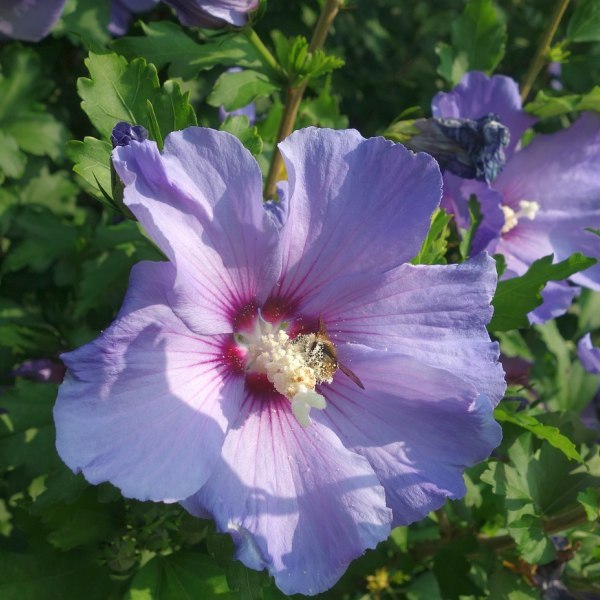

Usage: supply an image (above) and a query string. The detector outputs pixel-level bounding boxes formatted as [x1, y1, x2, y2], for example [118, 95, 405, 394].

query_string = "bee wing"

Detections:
[339, 363, 365, 390]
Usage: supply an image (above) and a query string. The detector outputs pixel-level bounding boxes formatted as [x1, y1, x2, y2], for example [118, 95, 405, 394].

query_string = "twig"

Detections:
[520, 0, 571, 102]
[263, 0, 342, 199]
[411, 505, 590, 561]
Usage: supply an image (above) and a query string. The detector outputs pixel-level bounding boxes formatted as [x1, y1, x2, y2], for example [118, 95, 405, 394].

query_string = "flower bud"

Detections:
[110, 121, 148, 148]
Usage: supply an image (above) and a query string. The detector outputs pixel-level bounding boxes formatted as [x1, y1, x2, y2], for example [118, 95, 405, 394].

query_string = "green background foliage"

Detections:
[1, 0, 600, 598]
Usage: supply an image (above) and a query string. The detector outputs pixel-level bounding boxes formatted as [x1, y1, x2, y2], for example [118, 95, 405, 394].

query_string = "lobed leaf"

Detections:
[488, 253, 597, 331]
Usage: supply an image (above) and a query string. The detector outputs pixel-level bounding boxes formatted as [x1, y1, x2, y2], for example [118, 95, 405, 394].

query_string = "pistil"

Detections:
[244, 323, 331, 427]
[501, 200, 540, 234]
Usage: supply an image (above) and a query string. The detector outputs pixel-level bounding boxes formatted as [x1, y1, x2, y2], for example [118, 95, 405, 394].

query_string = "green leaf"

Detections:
[0, 380, 61, 481]
[567, 0, 600, 43]
[578, 86, 600, 111]
[113, 23, 263, 80]
[0, 132, 26, 183]
[225, 562, 269, 600]
[411, 209, 452, 265]
[298, 82, 349, 129]
[54, 0, 111, 49]
[525, 86, 600, 118]
[482, 430, 600, 519]
[273, 33, 344, 85]
[487, 568, 541, 599]
[0, 547, 113, 600]
[525, 91, 582, 118]
[67, 137, 113, 204]
[219, 116, 263, 156]
[433, 537, 482, 600]
[577, 487, 599, 521]
[435, 42, 469, 89]
[31, 469, 89, 513]
[39, 488, 120, 551]
[507, 513, 556, 564]
[437, 0, 506, 85]
[533, 320, 599, 412]
[0, 299, 60, 356]
[0, 46, 67, 175]
[77, 52, 198, 148]
[494, 404, 584, 463]
[72, 220, 161, 319]
[208, 69, 278, 111]
[18, 168, 79, 216]
[459, 194, 482, 260]
[5, 113, 68, 161]
[488, 253, 597, 331]
[578, 288, 600, 335]
[1, 207, 79, 274]
[125, 553, 235, 599]
[150, 80, 198, 140]
[78, 52, 160, 140]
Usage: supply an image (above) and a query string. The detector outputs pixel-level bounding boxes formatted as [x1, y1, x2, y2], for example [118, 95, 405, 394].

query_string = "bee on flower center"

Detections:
[293, 316, 365, 389]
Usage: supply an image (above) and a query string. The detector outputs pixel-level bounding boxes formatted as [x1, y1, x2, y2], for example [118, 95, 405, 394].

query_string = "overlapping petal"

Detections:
[320, 345, 501, 526]
[432, 71, 536, 157]
[529, 281, 579, 325]
[54, 261, 244, 502]
[0, 0, 66, 41]
[183, 394, 391, 596]
[275, 128, 442, 303]
[112, 128, 282, 335]
[302, 253, 505, 405]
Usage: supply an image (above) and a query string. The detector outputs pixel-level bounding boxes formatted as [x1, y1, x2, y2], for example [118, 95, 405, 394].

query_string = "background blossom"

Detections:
[433, 71, 600, 322]
[0, 0, 66, 41]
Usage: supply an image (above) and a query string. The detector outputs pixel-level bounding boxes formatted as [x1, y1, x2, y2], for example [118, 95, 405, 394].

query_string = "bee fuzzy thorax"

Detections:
[245, 327, 333, 427]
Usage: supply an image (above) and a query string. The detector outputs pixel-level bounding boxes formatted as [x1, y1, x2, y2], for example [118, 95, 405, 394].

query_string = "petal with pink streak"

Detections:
[275, 127, 441, 305]
[112, 128, 281, 335]
[54, 261, 244, 502]
[183, 394, 391, 596]
[301, 253, 505, 406]
[320, 344, 501, 526]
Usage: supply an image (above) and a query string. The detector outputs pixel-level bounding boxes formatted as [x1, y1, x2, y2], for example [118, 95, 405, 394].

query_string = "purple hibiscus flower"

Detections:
[109, 0, 159, 36]
[163, 0, 258, 28]
[54, 126, 504, 595]
[433, 71, 600, 323]
[0, 0, 66, 41]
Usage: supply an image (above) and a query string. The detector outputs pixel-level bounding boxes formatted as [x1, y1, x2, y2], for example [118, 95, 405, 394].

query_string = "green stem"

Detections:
[411, 505, 590, 561]
[263, 0, 342, 199]
[520, 0, 571, 103]
[243, 27, 285, 81]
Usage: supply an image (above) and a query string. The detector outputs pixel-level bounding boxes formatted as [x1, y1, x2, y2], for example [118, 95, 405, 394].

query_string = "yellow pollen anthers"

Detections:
[247, 327, 333, 427]
[501, 199, 540, 234]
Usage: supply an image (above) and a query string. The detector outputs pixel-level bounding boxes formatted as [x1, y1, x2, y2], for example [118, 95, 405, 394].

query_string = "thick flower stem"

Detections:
[263, 0, 342, 199]
[411, 505, 590, 561]
[520, 0, 571, 103]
